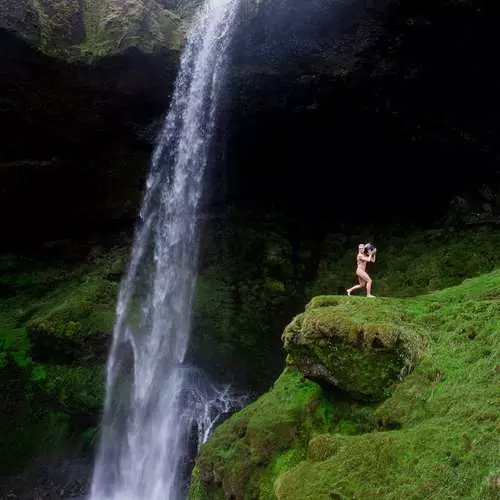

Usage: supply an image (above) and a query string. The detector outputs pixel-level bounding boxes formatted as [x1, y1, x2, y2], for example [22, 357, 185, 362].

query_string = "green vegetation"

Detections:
[0, 245, 125, 473]
[310, 225, 500, 298]
[1, 224, 500, 480]
[79, 0, 182, 59]
[190, 268, 500, 500]
[23, 0, 186, 60]
[193, 224, 500, 391]
[191, 222, 297, 389]
[283, 296, 426, 401]
[189, 367, 357, 500]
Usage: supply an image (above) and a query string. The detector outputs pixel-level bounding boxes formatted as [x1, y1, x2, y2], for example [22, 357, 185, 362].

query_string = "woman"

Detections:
[346, 243, 376, 297]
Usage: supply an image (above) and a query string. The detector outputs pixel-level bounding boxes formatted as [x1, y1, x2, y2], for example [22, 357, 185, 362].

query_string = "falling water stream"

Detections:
[89, 1, 243, 498]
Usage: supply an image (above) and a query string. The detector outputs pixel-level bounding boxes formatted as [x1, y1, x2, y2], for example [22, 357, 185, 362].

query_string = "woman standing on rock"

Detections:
[347, 243, 376, 297]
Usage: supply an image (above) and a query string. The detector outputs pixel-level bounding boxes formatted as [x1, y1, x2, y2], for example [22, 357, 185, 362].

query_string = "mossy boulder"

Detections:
[0, 356, 103, 474]
[39, 364, 104, 417]
[26, 275, 117, 364]
[282, 296, 425, 401]
[0, 0, 197, 61]
[24, 250, 125, 364]
[189, 368, 336, 500]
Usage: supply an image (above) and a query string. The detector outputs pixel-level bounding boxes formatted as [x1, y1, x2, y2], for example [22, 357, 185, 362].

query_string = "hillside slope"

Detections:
[190, 270, 500, 499]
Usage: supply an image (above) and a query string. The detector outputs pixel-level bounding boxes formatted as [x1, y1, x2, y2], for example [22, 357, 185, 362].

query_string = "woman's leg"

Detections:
[347, 274, 366, 295]
[356, 269, 374, 297]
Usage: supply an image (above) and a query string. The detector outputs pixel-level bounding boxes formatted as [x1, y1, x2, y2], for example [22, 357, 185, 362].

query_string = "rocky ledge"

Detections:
[0, 0, 199, 61]
[189, 273, 500, 499]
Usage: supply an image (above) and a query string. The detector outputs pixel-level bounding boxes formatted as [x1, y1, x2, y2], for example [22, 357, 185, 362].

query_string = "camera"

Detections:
[364, 243, 377, 254]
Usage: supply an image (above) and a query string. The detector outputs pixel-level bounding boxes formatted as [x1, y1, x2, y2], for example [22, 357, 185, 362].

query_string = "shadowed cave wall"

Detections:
[213, 0, 500, 229]
[1, 0, 499, 254]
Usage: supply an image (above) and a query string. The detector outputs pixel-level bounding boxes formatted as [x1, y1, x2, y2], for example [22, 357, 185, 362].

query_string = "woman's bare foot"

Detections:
[347, 289, 352, 296]
[367, 294, 376, 298]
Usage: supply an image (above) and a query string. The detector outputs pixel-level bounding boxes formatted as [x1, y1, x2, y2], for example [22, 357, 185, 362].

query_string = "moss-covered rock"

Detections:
[0, 245, 124, 473]
[190, 368, 336, 500]
[282, 296, 425, 401]
[38, 364, 104, 416]
[190, 220, 297, 391]
[26, 274, 118, 364]
[0, 0, 197, 60]
[0, 357, 103, 474]
[0, 358, 69, 473]
[274, 419, 499, 500]
[190, 270, 500, 500]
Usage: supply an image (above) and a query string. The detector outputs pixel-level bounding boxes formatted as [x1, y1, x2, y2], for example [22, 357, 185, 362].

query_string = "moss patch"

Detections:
[0, 244, 125, 473]
[283, 296, 425, 401]
[310, 226, 500, 299]
[190, 368, 337, 500]
[190, 269, 500, 500]
[191, 222, 296, 390]
[79, 0, 182, 60]
[39, 364, 104, 415]
[26, 272, 119, 364]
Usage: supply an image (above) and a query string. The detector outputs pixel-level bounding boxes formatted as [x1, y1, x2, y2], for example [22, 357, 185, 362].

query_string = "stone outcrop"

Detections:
[0, 0, 198, 61]
[282, 296, 424, 401]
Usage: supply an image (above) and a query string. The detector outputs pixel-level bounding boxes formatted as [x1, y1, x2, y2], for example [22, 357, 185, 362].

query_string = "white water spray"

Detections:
[89, 1, 243, 498]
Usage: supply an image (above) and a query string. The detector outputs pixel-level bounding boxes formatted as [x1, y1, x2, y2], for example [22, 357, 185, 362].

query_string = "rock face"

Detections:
[0, 0, 198, 60]
[1, 0, 497, 247]
[282, 296, 424, 401]
[223, 0, 500, 229]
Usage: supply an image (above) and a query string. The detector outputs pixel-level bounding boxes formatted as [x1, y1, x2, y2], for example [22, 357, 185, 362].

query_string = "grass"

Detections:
[190, 269, 500, 500]
[310, 225, 500, 298]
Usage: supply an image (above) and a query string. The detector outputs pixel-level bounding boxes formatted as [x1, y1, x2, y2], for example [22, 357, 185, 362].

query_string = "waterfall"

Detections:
[88, 1, 243, 498]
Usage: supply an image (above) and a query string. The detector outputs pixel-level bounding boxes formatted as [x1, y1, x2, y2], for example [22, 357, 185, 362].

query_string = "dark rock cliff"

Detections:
[1, 0, 498, 250]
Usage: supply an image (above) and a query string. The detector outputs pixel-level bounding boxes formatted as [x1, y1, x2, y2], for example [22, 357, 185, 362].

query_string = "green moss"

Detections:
[192, 368, 336, 500]
[38, 364, 104, 415]
[0, 357, 69, 473]
[307, 434, 349, 463]
[310, 226, 500, 299]
[23, 0, 187, 60]
[275, 421, 498, 500]
[191, 223, 295, 390]
[283, 296, 425, 401]
[26, 274, 118, 363]
[191, 268, 500, 500]
[78, 0, 184, 60]
[279, 271, 500, 498]
[0, 245, 125, 473]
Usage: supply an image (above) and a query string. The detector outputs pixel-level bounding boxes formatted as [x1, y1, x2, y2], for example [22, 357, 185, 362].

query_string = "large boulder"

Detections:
[283, 296, 425, 401]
